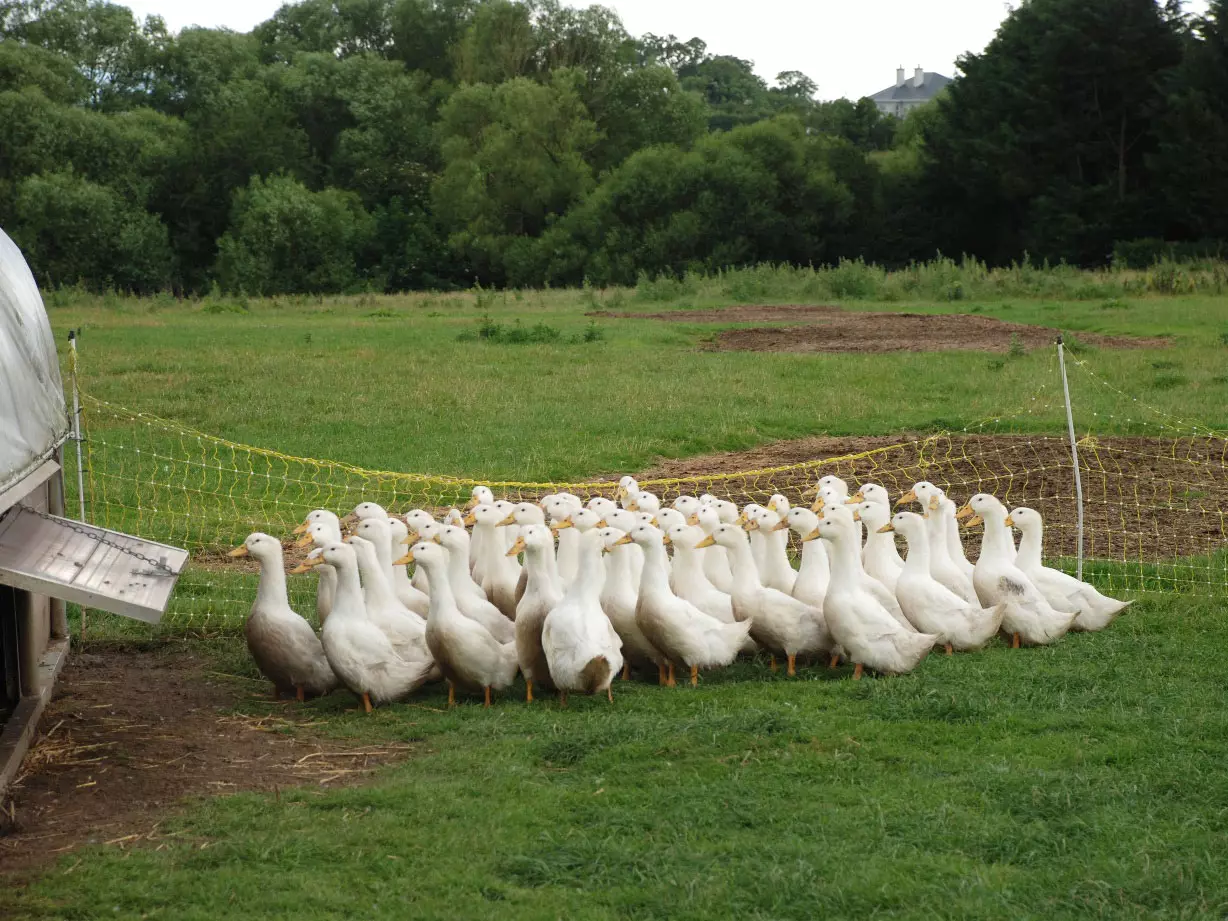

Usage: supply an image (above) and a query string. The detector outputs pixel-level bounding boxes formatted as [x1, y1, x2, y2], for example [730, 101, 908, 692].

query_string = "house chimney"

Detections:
[913, 67, 925, 88]
[896, 67, 906, 88]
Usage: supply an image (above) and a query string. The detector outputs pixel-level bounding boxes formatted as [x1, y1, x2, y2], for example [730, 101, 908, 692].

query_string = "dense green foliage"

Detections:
[1, 0, 1226, 292]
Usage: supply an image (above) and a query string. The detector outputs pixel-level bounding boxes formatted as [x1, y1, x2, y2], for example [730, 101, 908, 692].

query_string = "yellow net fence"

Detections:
[66, 351, 1228, 633]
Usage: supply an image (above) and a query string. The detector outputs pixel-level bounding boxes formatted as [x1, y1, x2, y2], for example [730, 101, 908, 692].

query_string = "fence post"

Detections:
[1056, 335, 1085, 580]
[68, 329, 88, 637]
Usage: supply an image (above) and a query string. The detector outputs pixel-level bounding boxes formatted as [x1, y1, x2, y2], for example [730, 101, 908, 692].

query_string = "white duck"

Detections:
[502, 501, 548, 605]
[293, 517, 340, 625]
[655, 508, 686, 533]
[345, 535, 435, 673]
[615, 476, 639, 508]
[1009, 507, 1131, 631]
[600, 508, 646, 592]
[850, 501, 903, 594]
[942, 497, 978, 578]
[806, 475, 849, 503]
[353, 517, 429, 617]
[508, 525, 562, 700]
[385, 518, 429, 611]
[741, 503, 769, 574]
[962, 495, 1077, 647]
[883, 512, 1005, 652]
[302, 542, 433, 710]
[587, 496, 618, 520]
[626, 490, 661, 515]
[400, 541, 517, 707]
[293, 510, 342, 624]
[777, 507, 830, 611]
[468, 504, 520, 619]
[808, 515, 937, 678]
[703, 523, 830, 675]
[543, 529, 624, 704]
[404, 509, 437, 594]
[667, 523, 757, 656]
[690, 505, 734, 593]
[342, 500, 389, 529]
[433, 526, 516, 643]
[597, 525, 665, 679]
[900, 483, 979, 604]
[231, 533, 337, 700]
[465, 486, 496, 579]
[753, 502, 797, 594]
[627, 524, 750, 686]
[818, 505, 914, 631]
[541, 493, 583, 587]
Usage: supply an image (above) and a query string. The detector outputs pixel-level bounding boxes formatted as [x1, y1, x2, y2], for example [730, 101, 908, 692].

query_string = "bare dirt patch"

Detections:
[0, 645, 411, 878]
[635, 433, 1228, 562]
[589, 305, 1169, 353]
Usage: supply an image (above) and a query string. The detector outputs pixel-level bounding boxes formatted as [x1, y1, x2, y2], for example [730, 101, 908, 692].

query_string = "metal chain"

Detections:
[13, 503, 177, 575]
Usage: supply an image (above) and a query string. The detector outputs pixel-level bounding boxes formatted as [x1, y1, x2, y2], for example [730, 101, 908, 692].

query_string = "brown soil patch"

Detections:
[0, 646, 412, 879]
[589, 305, 1169, 353]
[635, 433, 1228, 562]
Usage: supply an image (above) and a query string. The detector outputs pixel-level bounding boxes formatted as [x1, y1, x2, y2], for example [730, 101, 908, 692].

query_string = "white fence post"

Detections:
[1056, 335, 1084, 580]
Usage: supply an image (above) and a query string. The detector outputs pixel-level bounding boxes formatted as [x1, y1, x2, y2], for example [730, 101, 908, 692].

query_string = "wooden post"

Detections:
[47, 451, 68, 639]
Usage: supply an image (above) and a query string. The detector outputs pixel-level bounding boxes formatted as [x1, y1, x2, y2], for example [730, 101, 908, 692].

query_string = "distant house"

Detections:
[869, 67, 952, 117]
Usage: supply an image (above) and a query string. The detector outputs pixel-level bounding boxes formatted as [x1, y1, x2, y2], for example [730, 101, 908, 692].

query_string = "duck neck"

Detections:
[446, 542, 474, 587]
[603, 543, 631, 588]
[670, 544, 705, 585]
[331, 557, 364, 618]
[1016, 525, 1042, 569]
[926, 514, 955, 564]
[799, 536, 829, 578]
[370, 533, 395, 580]
[724, 538, 763, 595]
[256, 552, 289, 609]
[565, 534, 604, 602]
[979, 515, 1015, 561]
[421, 559, 458, 622]
[826, 532, 861, 593]
[356, 544, 398, 608]
[525, 543, 561, 597]
[638, 540, 672, 597]
[900, 528, 930, 576]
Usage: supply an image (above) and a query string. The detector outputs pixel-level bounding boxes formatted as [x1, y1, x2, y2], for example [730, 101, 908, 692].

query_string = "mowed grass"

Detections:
[48, 285, 1228, 482]
[8, 593, 1228, 920]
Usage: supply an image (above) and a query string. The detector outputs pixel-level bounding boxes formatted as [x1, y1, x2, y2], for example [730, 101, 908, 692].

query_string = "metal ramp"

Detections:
[0, 505, 187, 624]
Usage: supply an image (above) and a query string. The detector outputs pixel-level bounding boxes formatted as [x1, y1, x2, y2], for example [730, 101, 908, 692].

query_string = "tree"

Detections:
[432, 70, 597, 283]
[215, 174, 375, 294]
[582, 64, 707, 171]
[10, 169, 173, 291]
[920, 0, 1183, 264]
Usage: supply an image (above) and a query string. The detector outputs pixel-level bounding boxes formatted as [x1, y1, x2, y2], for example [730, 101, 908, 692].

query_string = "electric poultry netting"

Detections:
[66, 351, 1228, 633]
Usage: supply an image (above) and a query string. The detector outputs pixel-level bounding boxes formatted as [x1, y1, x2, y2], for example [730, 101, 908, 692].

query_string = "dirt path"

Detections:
[589, 305, 1169, 353]
[0, 645, 411, 879]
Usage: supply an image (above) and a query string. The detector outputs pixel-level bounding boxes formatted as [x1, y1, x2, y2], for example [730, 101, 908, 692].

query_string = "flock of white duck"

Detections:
[229, 476, 1130, 711]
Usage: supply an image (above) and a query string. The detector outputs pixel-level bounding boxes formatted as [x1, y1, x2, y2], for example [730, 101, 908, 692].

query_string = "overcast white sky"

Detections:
[123, 0, 1212, 101]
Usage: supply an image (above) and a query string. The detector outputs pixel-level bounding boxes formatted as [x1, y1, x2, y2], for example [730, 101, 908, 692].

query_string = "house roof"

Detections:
[869, 72, 952, 103]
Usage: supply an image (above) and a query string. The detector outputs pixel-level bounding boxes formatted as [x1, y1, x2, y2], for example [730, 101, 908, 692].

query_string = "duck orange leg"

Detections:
[526, 679, 534, 703]
[447, 680, 456, 708]
[622, 662, 630, 681]
[690, 665, 699, 687]
[658, 662, 667, 686]
[852, 663, 864, 681]
[829, 653, 839, 669]
[362, 692, 373, 714]
[787, 655, 796, 677]
[607, 686, 614, 703]
[559, 690, 569, 708]
[296, 685, 305, 702]
[484, 686, 492, 708]
[667, 662, 677, 688]
[770, 656, 778, 673]
[944, 644, 954, 657]
[1012, 632, 1021, 649]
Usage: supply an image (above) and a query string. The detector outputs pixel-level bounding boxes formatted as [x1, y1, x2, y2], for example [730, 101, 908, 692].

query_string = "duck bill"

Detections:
[554, 519, 575, 531]
[742, 519, 759, 532]
[626, 501, 639, 512]
[877, 523, 895, 534]
[810, 498, 825, 513]
[694, 535, 717, 549]
[955, 504, 975, 521]
[292, 520, 310, 535]
[851, 509, 862, 522]
[464, 496, 480, 510]
[595, 518, 608, 528]
[845, 491, 864, 504]
[801, 528, 822, 543]
[1003, 515, 1016, 528]
[962, 514, 984, 529]
[895, 490, 917, 507]
[506, 537, 526, 557]
[612, 534, 634, 546]
[339, 512, 358, 527]
[228, 545, 249, 558]
[431, 534, 443, 544]
[686, 513, 700, 526]
[661, 534, 672, 546]
[462, 512, 477, 527]
[393, 551, 414, 566]
[771, 519, 790, 532]
[294, 532, 314, 548]
[801, 484, 818, 498]
[498, 514, 517, 526]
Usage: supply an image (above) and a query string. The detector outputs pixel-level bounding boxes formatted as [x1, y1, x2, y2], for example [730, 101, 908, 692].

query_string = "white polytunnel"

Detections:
[0, 227, 70, 495]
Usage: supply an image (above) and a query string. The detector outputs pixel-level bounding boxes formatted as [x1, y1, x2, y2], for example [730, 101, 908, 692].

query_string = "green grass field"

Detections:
[8, 265, 1228, 918]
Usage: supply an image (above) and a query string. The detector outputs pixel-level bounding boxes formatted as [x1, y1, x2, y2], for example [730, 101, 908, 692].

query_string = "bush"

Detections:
[9, 170, 173, 293]
[214, 175, 375, 295]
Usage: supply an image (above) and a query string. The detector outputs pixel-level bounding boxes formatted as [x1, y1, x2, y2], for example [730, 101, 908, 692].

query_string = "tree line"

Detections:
[0, 0, 1225, 294]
